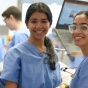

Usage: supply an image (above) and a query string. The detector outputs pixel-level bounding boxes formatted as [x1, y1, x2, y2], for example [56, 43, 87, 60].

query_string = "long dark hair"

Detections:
[25, 2, 57, 70]
[44, 36, 57, 70]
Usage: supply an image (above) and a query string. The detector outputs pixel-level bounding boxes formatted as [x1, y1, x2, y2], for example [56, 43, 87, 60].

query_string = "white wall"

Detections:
[0, 0, 17, 25]
[22, 0, 63, 5]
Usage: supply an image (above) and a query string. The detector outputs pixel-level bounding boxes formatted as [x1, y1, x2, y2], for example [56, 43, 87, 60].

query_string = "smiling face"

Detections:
[26, 11, 50, 41]
[72, 14, 88, 48]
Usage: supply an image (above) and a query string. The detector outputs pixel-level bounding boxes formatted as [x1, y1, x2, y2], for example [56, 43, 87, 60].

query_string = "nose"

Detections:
[36, 24, 40, 28]
[36, 22, 42, 28]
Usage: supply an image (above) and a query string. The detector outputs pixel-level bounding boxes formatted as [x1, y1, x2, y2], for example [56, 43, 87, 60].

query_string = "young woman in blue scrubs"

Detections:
[69, 11, 88, 88]
[1, 2, 62, 88]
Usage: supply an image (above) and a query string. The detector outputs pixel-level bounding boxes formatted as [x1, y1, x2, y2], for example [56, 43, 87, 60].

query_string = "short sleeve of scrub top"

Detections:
[1, 48, 21, 84]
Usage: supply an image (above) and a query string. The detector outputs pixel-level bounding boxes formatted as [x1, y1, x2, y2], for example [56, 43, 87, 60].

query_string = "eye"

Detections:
[31, 20, 37, 23]
[80, 25, 87, 30]
[41, 20, 48, 23]
[72, 25, 77, 30]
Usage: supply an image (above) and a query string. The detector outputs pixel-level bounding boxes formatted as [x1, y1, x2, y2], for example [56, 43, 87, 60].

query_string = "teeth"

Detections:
[75, 37, 82, 40]
[36, 30, 43, 34]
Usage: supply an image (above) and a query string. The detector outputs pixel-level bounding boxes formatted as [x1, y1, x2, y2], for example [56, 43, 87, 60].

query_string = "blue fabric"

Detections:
[0, 82, 5, 88]
[74, 56, 84, 67]
[8, 25, 29, 49]
[0, 38, 5, 61]
[70, 55, 88, 88]
[69, 55, 84, 68]
[1, 41, 62, 88]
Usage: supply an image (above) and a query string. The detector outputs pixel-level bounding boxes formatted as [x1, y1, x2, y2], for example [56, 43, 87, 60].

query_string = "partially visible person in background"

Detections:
[0, 37, 5, 62]
[0, 2, 62, 88]
[69, 10, 88, 88]
[2, 6, 29, 49]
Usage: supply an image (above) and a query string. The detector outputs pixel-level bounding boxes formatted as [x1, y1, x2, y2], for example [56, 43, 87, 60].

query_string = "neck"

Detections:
[82, 49, 88, 56]
[27, 37, 46, 53]
[81, 46, 88, 56]
[15, 21, 22, 30]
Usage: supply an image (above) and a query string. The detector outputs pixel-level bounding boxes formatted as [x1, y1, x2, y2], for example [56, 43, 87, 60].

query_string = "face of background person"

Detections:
[26, 11, 51, 40]
[72, 14, 88, 49]
[4, 15, 16, 30]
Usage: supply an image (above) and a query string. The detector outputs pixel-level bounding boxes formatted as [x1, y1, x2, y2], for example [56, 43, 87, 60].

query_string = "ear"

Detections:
[49, 24, 51, 28]
[25, 22, 28, 29]
[10, 15, 14, 20]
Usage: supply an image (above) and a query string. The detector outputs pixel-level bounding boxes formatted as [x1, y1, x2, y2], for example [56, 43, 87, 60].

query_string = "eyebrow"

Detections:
[73, 23, 88, 25]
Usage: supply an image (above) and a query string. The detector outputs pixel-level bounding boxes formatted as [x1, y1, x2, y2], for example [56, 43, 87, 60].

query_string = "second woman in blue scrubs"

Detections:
[1, 2, 62, 88]
[69, 11, 88, 88]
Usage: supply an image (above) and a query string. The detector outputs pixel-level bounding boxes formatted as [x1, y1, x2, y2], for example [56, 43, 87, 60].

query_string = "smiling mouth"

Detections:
[35, 30, 44, 34]
[74, 36, 83, 40]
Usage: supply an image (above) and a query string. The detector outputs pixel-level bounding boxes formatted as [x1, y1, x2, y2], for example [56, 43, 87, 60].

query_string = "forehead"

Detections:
[29, 11, 47, 20]
[74, 14, 88, 23]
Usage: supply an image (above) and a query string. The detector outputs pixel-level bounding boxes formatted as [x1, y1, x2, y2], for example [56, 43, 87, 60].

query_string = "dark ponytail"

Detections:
[44, 36, 57, 70]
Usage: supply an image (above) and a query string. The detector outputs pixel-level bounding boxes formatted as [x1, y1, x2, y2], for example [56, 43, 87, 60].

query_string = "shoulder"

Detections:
[7, 41, 31, 54]
[6, 44, 21, 57]
[16, 25, 29, 34]
[7, 41, 26, 54]
[15, 29, 29, 37]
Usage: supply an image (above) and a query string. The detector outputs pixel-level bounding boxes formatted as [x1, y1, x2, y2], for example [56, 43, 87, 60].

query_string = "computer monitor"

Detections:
[56, 0, 88, 29]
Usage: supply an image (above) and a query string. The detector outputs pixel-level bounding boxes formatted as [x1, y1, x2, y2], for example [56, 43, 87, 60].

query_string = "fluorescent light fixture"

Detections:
[76, 0, 88, 2]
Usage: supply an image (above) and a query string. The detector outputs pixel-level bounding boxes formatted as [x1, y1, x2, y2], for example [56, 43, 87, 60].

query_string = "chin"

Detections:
[74, 42, 80, 46]
[75, 43, 82, 47]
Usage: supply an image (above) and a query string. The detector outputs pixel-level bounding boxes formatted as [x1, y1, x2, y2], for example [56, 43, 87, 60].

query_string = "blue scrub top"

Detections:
[8, 25, 29, 49]
[1, 41, 62, 88]
[70, 55, 88, 88]
[0, 38, 5, 61]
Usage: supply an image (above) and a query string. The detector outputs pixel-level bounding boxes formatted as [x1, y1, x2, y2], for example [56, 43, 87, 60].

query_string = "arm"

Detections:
[1, 49, 21, 87]
[6, 80, 18, 88]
